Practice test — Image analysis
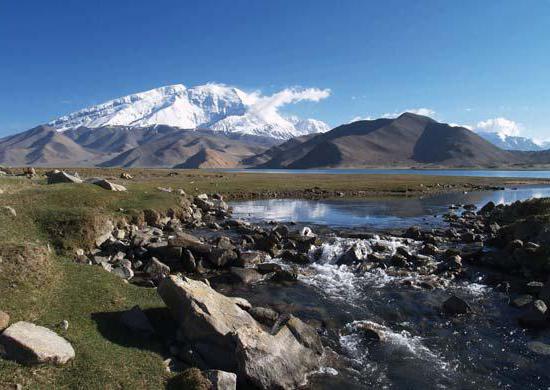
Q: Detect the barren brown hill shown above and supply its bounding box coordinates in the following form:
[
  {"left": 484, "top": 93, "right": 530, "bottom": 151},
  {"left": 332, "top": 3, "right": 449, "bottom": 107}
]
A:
[{"left": 256, "top": 113, "right": 531, "bottom": 168}]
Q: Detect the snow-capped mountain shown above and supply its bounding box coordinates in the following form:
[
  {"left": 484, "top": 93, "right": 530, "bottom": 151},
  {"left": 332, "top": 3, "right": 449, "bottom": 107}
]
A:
[
  {"left": 477, "top": 131, "right": 549, "bottom": 151},
  {"left": 48, "top": 84, "right": 330, "bottom": 139}
]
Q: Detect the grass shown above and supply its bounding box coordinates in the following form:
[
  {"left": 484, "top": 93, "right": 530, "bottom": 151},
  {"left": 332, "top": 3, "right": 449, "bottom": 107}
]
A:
[{"left": 0, "top": 169, "right": 547, "bottom": 388}]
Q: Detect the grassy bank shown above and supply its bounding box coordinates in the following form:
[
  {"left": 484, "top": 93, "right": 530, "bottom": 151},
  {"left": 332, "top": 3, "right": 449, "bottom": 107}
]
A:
[{"left": 0, "top": 170, "right": 548, "bottom": 388}]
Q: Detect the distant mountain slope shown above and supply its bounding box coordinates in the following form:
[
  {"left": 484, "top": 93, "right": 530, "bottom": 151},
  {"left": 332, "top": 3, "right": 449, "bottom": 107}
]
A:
[
  {"left": 47, "top": 84, "right": 330, "bottom": 140},
  {"left": 256, "top": 113, "right": 526, "bottom": 168},
  {"left": 98, "top": 129, "right": 268, "bottom": 168},
  {"left": 0, "top": 125, "right": 102, "bottom": 166},
  {"left": 0, "top": 125, "right": 275, "bottom": 168}
]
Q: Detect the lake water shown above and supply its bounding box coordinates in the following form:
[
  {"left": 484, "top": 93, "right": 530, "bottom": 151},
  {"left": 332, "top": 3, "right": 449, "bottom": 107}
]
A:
[
  {"left": 230, "top": 185, "right": 550, "bottom": 229},
  {"left": 221, "top": 185, "right": 550, "bottom": 389},
  {"left": 217, "top": 168, "right": 550, "bottom": 179}
]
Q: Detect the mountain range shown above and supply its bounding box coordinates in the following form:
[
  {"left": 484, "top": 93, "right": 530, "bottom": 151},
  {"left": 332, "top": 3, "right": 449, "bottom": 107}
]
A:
[
  {"left": 1, "top": 84, "right": 549, "bottom": 169},
  {"left": 48, "top": 84, "right": 330, "bottom": 140}
]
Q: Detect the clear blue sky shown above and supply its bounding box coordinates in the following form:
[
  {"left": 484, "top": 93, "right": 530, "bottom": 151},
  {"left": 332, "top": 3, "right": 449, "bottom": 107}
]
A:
[{"left": 1, "top": 0, "right": 549, "bottom": 139}]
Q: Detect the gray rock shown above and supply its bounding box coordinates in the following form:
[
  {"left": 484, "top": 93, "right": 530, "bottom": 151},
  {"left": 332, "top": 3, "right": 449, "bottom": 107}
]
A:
[
  {"left": 146, "top": 257, "right": 170, "bottom": 282},
  {"left": 208, "top": 248, "right": 238, "bottom": 268},
  {"left": 230, "top": 267, "right": 264, "bottom": 284},
  {"left": 47, "top": 170, "right": 83, "bottom": 184},
  {"left": 88, "top": 179, "right": 127, "bottom": 192},
  {"left": 158, "top": 275, "right": 322, "bottom": 388},
  {"left": 111, "top": 265, "right": 134, "bottom": 280},
  {"left": 203, "top": 370, "right": 237, "bottom": 390},
  {"left": 443, "top": 295, "right": 471, "bottom": 315},
  {"left": 1, "top": 321, "right": 75, "bottom": 365},
  {"left": 249, "top": 307, "right": 278, "bottom": 327},
  {"left": 236, "top": 251, "right": 266, "bottom": 267}
]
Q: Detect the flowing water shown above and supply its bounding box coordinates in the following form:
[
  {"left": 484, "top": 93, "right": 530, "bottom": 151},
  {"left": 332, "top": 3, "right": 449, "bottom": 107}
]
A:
[{"left": 218, "top": 186, "right": 550, "bottom": 389}]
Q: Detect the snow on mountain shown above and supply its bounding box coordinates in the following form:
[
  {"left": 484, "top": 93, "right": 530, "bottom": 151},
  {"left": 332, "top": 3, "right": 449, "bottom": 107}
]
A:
[
  {"left": 477, "top": 131, "right": 549, "bottom": 151},
  {"left": 48, "top": 83, "right": 331, "bottom": 139}
]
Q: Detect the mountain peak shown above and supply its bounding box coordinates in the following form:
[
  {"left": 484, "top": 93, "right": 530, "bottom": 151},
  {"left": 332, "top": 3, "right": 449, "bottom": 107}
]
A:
[{"left": 47, "top": 83, "right": 329, "bottom": 139}]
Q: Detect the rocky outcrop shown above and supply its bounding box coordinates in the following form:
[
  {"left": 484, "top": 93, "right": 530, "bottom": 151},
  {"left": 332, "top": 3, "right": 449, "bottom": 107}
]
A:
[
  {"left": 158, "top": 275, "right": 323, "bottom": 389},
  {"left": 1, "top": 321, "right": 75, "bottom": 365}
]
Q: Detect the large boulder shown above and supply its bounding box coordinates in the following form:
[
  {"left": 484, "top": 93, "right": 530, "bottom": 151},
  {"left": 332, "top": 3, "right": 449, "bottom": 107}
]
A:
[
  {"left": 158, "top": 275, "right": 322, "bottom": 389},
  {"left": 46, "top": 170, "right": 83, "bottom": 184},
  {"left": 1, "top": 321, "right": 75, "bottom": 365}
]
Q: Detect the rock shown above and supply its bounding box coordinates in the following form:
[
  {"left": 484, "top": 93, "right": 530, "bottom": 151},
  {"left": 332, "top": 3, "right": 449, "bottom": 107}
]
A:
[
  {"left": 230, "top": 267, "right": 264, "bottom": 284},
  {"left": 203, "top": 370, "right": 237, "bottom": 390},
  {"left": 269, "top": 268, "right": 298, "bottom": 283},
  {"left": 527, "top": 341, "right": 550, "bottom": 356},
  {"left": 230, "top": 297, "right": 252, "bottom": 311},
  {"left": 479, "top": 201, "right": 495, "bottom": 214},
  {"left": 233, "top": 321, "right": 321, "bottom": 389},
  {"left": 337, "top": 244, "right": 367, "bottom": 266},
  {"left": 519, "top": 300, "right": 548, "bottom": 328},
  {"left": 512, "top": 295, "right": 534, "bottom": 308},
  {"left": 256, "top": 263, "right": 282, "bottom": 274},
  {"left": 0, "top": 310, "right": 10, "bottom": 331},
  {"left": 120, "top": 305, "right": 155, "bottom": 336},
  {"left": 168, "top": 232, "right": 211, "bottom": 254},
  {"left": 158, "top": 276, "right": 322, "bottom": 388},
  {"left": 404, "top": 226, "right": 422, "bottom": 239},
  {"left": 59, "top": 320, "right": 69, "bottom": 331},
  {"left": 158, "top": 275, "right": 260, "bottom": 370},
  {"left": 0, "top": 206, "right": 16, "bottom": 218},
  {"left": 89, "top": 179, "right": 127, "bottom": 192},
  {"left": 1, "top": 321, "right": 75, "bottom": 365},
  {"left": 111, "top": 265, "right": 134, "bottom": 280},
  {"left": 46, "top": 170, "right": 83, "bottom": 184},
  {"left": 443, "top": 295, "right": 471, "bottom": 315},
  {"left": 281, "top": 250, "right": 310, "bottom": 265},
  {"left": 120, "top": 172, "right": 133, "bottom": 179},
  {"left": 538, "top": 278, "right": 550, "bottom": 306},
  {"left": 396, "top": 246, "right": 413, "bottom": 258},
  {"left": 421, "top": 243, "right": 440, "bottom": 256},
  {"left": 248, "top": 307, "right": 278, "bottom": 327},
  {"left": 235, "top": 251, "right": 266, "bottom": 267},
  {"left": 356, "top": 321, "right": 386, "bottom": 342},
  {"left": 181, "top": 249, "right": 197, "bottom": 273},
  {"left": 446, "top": 254, "right": 462, "bottom": 270},
  {"left": 300, "top": 226, "right": 315, "bottom": 237},
  {"left": 506, "top": 239, "right": 524, "bottom": 253},
  {"left": 208, "top": 248, "right": 238, "bottom": 268},
  {"left": 146, "top": 257, "right": 171, "bottom": 282}
]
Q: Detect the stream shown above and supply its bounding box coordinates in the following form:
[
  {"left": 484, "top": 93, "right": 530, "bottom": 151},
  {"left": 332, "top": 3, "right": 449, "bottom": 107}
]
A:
[{"left": 218, "top": 186, "right": 550, "bottom": 389}]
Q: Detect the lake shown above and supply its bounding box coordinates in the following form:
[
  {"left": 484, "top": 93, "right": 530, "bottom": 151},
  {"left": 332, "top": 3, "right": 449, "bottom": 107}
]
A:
[
  {"left": 217, "top": 168, "right": 550, "bottom": 179},
  {"left": 230, "top": 185, "right": 550, "bottom": 229}
]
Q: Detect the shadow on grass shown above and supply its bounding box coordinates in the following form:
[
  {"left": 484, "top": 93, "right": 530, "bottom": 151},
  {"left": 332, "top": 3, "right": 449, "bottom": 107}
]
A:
[{"left": 91, "top": 307, "right": 177, "bottom": 354}]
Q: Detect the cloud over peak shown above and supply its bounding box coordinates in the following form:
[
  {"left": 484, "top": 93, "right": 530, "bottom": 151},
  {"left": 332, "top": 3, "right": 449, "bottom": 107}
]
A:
[{"left": 474, "top": 117, "right": 522, "bottom": 140}]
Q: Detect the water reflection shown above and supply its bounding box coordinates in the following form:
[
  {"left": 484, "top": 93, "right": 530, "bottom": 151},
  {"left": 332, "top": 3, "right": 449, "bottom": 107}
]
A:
[{"left": 230, "top": 185, "right": 550, "bottom": 229}]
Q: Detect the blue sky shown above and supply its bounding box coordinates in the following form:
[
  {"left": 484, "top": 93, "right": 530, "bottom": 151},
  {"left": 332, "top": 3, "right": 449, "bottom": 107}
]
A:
[{"left": 1, "top": 0, "right": 549, "bottom": 140}]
